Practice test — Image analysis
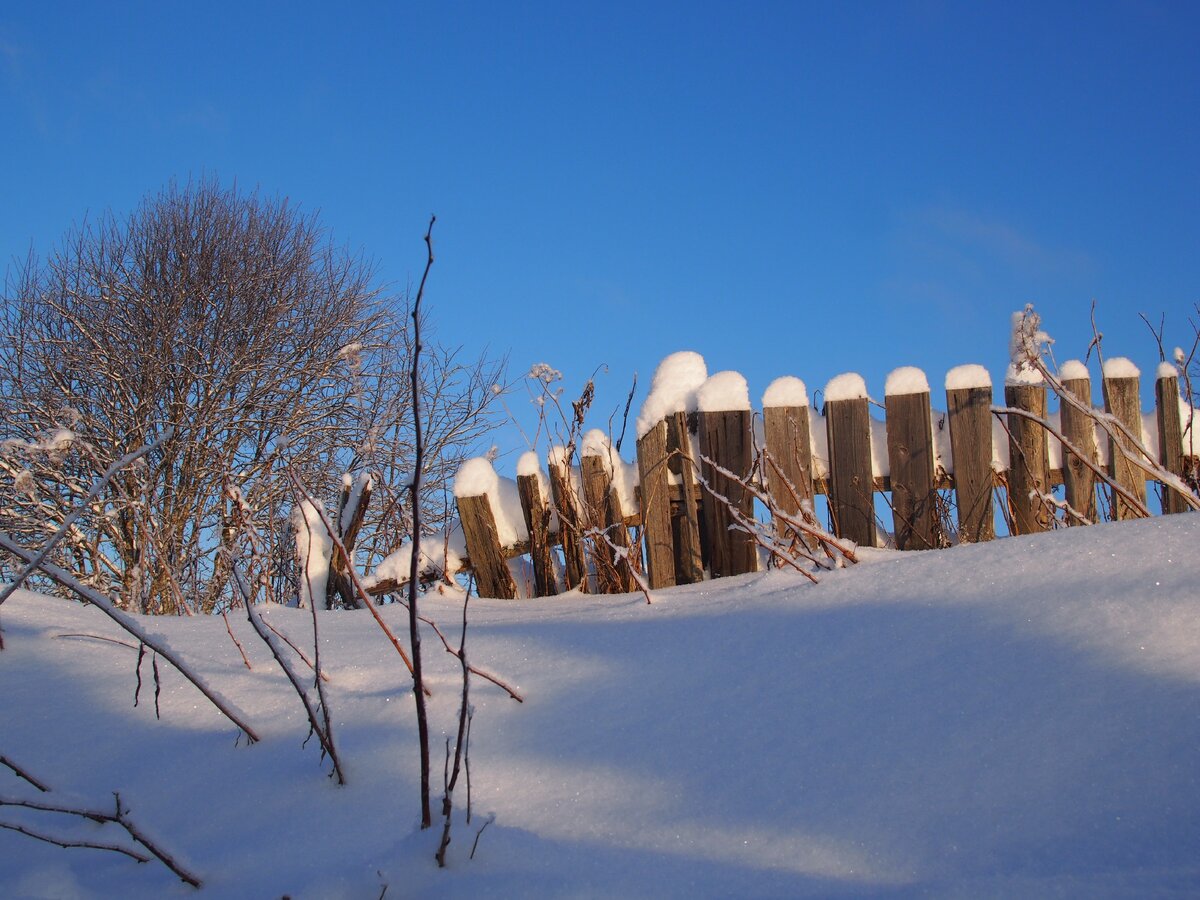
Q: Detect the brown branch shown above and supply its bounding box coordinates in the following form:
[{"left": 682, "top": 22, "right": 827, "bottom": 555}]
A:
[
  {"left": 0, "top": 532, "right": 260, "bottom": 743},
  {"left": 0, "top": 756, "right": 51, "bottom": 792},
  {"left": 0, "top": 792, "right": 202, "bottom": 888}
]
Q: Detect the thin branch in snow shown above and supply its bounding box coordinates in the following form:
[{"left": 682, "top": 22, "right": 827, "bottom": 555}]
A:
[
  {"left": 0, "top": 532, "right": 260, "bottom": 743},
  {"left": 0, "top": 790, "right": 202, "bottom": 888}
]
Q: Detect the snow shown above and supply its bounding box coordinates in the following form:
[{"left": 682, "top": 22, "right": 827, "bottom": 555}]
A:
[
  {"left": 366, "top": 524, "right": 469, "bottom": 588},
  {"left": 762, "top": 375, "right": 809, "bottom": 408},
  {"left": 1103, "top": 357, "right": 1141, "bottom": 380},
  {"left": 824, "top": 372, "right": 868, "bottom": 402},
  {"left": 516, "top": 450, "right": 542, "bottom": 478},
  {"left": 1005, "top": 361, "right": 1044, "bottom": 386},
  {"left": 944, "top": 364, "right": 991, "bottom": 391},
  {"left": 1157, "top": 361, "right": 1180, "bottom": 381},
  {"left": 695, "top": 370, "right": 751, "bottom": 413},
  {"left": 1060, "top": 359, "right": 1090, "bottom": 381},
  {"left": 452, "top": 457, "right": 528, "bottom": 547},
  {"left": 291, "top": 500, "right": 332, "bottom": 609},
  {"left": 636, "top": 350, "right": 708, "bottom": 437},
  {"left": 3, "top": 516, "right": 1200, "bottom": 896},
  {"left": 883, "top": 365, "right": 929, "bottom": 397}
]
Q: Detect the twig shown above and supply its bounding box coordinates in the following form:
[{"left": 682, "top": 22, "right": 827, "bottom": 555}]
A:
[
  {"left": 470, "top": 813, "right": 495, "bottom": 860},
  {"left": 0, "top": 792, "right": 202, "bottom": 888},
  {"left": 407, "top": 215, "right": 437, "bottom": 829},
  {"left": 0, "top": 429, "right": 174, "bottom": 611},
  {"left": 0, "top": 756, "right": 51, "bottom": 792},
  {"left": 230, "top": 562, "right": 346, "bottom": 783},
  {"left": 222, "top": 611, "right": 253, "bottom": 670},
  {"left": 401, "top": 601, "right": 523, "bottom": 702},
  {"left": 0, "top": 820, "right": 152, "bottom": 863},
  {"left": 0, "top": 532, "right": 260, "bottom": 743}
]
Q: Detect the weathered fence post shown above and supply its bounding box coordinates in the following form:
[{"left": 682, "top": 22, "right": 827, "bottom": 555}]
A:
[
  {"left": 945, "top": 365, "right": 995, "bottom": 543},
  {"left": 824, "top": 373, "right": 876, "bottom": 548},
  {"left": 762, "top": 377, "right": 815, "bottom": 546},
  {"left": 884, "top": 367, "right": 937, "bottom": 550},
  {"left": 581, "top": 431, "right": 637, "bottom": 593},
  {"left": 547, "top": 446, "right": 589, "bottom": 592},
  {"left": 1057, "top": 361, "right": 1098, "bottom": 523},
  {"left": 1155, "top": 364, "right": 1190, "bottom": 515},
  {"left": 696, "top": 372, "right": 756, "bottom": 577},
  {"left": 1004, "top": 370, "right": 1050, "bottom": 534},
  {"left": 636, "top": 419, "right": 676, "bottom": 589},
  {"left": 666, "top": 411, "right": 706, "bottom": 583},
  {"left": 516, "top": 452, "right": 557, "bottom": 596},
  {"left": 1102, "top": 358, "right": 1147, "bottom": 519}
]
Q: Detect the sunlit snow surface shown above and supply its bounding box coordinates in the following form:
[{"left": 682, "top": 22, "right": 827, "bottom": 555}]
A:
[{"left": 2, "top": 515, "right": 1199, "bottom": 898}]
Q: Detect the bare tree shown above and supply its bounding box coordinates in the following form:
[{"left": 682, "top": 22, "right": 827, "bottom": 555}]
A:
[{"left": 0, "top": 178, "right": 503, "bottom": 613}]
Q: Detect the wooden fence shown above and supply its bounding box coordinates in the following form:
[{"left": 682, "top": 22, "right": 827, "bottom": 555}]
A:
[{"left": 369, "top": 360, "right": 1196, "bottom": 600}]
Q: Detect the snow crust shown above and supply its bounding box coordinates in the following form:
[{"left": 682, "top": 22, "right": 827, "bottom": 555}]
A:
[
  {"left": 762, "top": 376, "right": 808, "bottom": 408},
  {"left": 1102, "top": 357, "right": 1141, "bottom": 380},
  {"left": 884, "top": 366, "right": 928, "bottom": 397},
  {"left": 824, "top": 372, "right": 868, "bottom": 402},
  {"left": 1059, "top": 359, "right": 1090, "bottom": 381},
  {"left": 695, "top": 371, "right": 751, "bottom": 413},
  {"left": 5, "top": 517, "right": 1200, "bottom": 897},
  {"left": 1157, "top": 362, "right": 1179, "bottom": 381},
  {"left": 944, "top": 364, "right": 991, "bottom": 391},
  {"left": 636, "top": 351, "right": 708, "bottom": 437}
]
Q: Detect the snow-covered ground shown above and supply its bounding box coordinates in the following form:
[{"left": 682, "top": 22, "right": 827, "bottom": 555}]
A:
[{"left": 2, "top": 515, "right": 1198, "bottom": 898}]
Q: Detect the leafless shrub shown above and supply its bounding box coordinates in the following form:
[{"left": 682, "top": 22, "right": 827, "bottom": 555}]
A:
[{"left": 0, "top": 179, "right": 504, "bottom": 614}]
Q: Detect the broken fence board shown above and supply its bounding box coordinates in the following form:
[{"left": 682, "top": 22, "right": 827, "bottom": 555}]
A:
[{"left": 455, "top": 493, "right": 517, "bottom": 599}]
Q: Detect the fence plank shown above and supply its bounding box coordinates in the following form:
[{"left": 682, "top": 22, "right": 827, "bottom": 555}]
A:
[
  {"left": 697, "top": 409, "right": 756, "bottom": 577},
  {"left": 762, "top": 404, "right": 815, "bottom": 541},
  {"left": 946, "top": 385, "right": 994, "bottom": 543},
  {"left": 825, "top": 397, "right": 876, "bottom": 547},
  {"left": 517, "top": 473, "right": 558, "bottom": 596},
  {"left": 1005, "top": 383, "right": 1050, "bottom": 534},
  {"left": 636, "top": 421, "right": 676, "bottom": 589},
  {"left": 456, "top": 493, "right": 517, "bottom": 599},
  {"left": 581, "top": 454, "right": 636, "bottom": 593},
  {"left": 1059, "top": 375, "right": 1098, "bottom": 523},
  {"left": 547, "top": 455, "right": 589, "bottom": 592},
  {"left": 885, "top": 390, "right": 937, "bottom": 550},
  {"left": 1103, "top": 371, "right": 1147, "bottom": 519},
  {"left": 1156, "top": 371, "right": 1189, "bottom": 515},
  {"left": 666, "top": 411, "right": 705, "bottom": 583}
]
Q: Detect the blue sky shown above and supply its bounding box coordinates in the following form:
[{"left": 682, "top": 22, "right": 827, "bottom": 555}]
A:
[{"left": 3, "top": 2, "right": 1197, "bottom": 463}]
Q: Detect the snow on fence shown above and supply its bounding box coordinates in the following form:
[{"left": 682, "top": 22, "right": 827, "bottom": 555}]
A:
[{"left": 364, "top": 354, "right": 1198, "bottom": 600}]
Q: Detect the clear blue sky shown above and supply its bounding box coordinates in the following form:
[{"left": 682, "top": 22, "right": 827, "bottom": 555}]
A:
[{"left": 3, "top": 2, "right": 1197, "bottom": 464}]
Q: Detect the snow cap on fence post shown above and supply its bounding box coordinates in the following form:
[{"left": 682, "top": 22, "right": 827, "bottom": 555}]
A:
[
  {"left": 884, "top": 366, "right": 929, "bottom": 397},
  {"left": 453, "top": 456, "right": 528, "bottom": 547},
  {"left": 1102, "top": 357, "right": 1141, "bottom": 380},
  {"left": 824, "top": 372, "right": 869, "bottom": 402},
  {"left": 637, "top": 350, "right": 708, "bottom": 438},
  {"left": 1059, "top": 360, "right": 1090, "bottom": 382},
  {"left": 696, "top": 370, "right": 751, "bottom": 413},
  {"left": 945, "top": 364, "right": 992, "bottom": 391},
  {"left": 762, "top": 375, "right": 808, "bottom": 409}
]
